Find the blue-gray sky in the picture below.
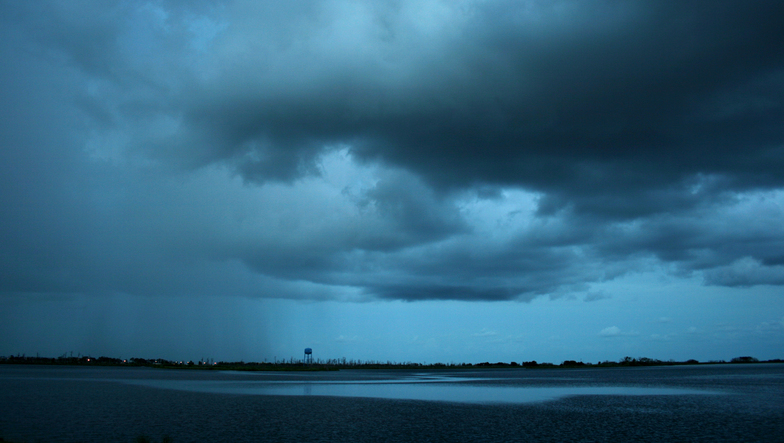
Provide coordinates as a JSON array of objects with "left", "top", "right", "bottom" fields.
[{"left": 2, "top": 0, "right": 783, "bottom": 364}]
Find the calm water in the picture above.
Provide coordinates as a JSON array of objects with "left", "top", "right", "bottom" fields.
[{"left": 1, "top": 364, "right": 783, "bottom": 442}]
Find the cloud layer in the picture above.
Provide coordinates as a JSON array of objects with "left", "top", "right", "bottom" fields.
[{"left": 1, "top": 0, "right": 783, "bottom": 303}]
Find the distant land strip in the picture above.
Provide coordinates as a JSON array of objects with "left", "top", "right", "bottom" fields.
[{"left": 1, "top": 354, "right": 780, "bottom": 371}]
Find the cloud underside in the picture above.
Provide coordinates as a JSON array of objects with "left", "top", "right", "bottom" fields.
[{"left": 1, "top": 0, "right": 783, "bottom": 302}]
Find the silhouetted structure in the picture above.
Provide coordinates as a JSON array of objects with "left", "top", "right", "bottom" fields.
[{"left": 304, "top": 348, "right": 313, "bottom": 364}]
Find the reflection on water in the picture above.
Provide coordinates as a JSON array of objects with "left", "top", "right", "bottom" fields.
[{"left": 119, "top": 372, "right": 721, "bottom": 404}]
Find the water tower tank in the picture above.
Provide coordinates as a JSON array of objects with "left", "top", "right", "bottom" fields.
[{"left": 305, "top": 348, "right": 312, "bottom": 355}]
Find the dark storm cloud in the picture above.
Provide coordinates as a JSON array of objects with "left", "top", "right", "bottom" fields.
[
  {"left": 174, "top": 1, "right": 784, "bottom": 204},
  {"left": 1, "top": 0, "right": 783, "bottom": 303},
  {"left": 8, "top": 0, "right": 783, "bottom": 196},
  {"left": 129, "top": 0, "right": 784, "bottom": 240}
]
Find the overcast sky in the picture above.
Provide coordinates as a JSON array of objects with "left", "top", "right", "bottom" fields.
[{"left": 2, "top": 0, "right": 783, "bottom": 364}]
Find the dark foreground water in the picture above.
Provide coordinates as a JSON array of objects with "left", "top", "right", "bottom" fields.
[{"left": 1, "top": 364, "right": 783, "bottom": 442}]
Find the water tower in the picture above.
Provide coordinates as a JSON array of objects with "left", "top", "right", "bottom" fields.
[{"left": 304, "top": 348, "right": 313, "bottom": 364}]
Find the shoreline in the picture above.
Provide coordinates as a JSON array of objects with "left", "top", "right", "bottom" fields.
[{"left": 1, "top": 355, "right": 780, "bottom": 371}]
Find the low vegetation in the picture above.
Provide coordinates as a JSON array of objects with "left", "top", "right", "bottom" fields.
[
  {"left": 135, "top": 435, "right": 173, "bottom": 443},
  {"left": 0, "top": 436, "right": 172, "bottom": 443}
]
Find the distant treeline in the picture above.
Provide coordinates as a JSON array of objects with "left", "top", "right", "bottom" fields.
[
  {"left": 522, "top": 355, "right": 777, "bottom": 368},
  {"left": 1, "top": 354, "right": 781, "bottom": 370}
]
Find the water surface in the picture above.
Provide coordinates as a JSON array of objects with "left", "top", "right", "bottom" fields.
[{"left": 2, "top": 364, "right": 782, "bottom": 442}]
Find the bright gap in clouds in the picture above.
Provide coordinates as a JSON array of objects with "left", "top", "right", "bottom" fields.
[{"left": 73, "top": 144, "right": 784, "bottom": 306}]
